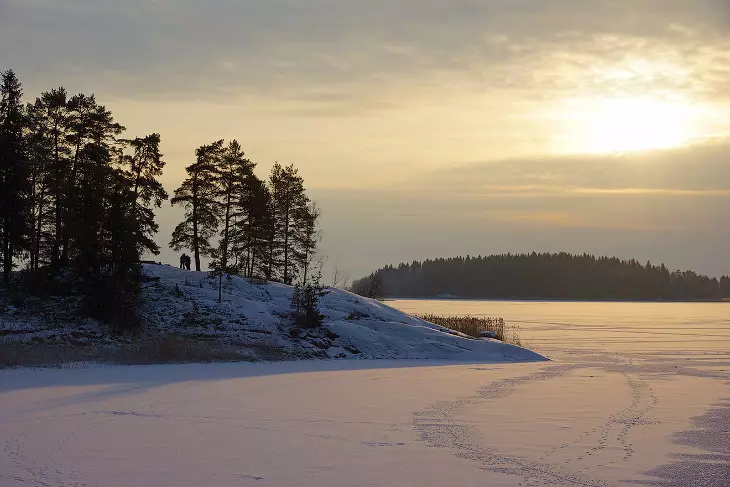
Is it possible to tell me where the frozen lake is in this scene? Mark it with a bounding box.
[389,299,730,360]
[1,300,729,486]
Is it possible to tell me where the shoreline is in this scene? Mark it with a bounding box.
[383,296,730,303]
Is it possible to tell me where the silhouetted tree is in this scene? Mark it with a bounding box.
[210,140,255,302]
[267,163,309,284]
[294,201,321,286]
[170,142,221,271]
[233,176,272,279]
[0,69,29,283]
[0,69,168,331]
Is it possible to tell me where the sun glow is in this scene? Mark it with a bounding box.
[560,97,698,154]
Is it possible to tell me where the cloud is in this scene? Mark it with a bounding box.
[425,140,730,193]
[2,0,729,111]
[307,140,730,277]
[5,1,730,279]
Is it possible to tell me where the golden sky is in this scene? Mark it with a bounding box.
[2,0,730,279]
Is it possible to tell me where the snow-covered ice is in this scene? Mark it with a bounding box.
[1,293,729,486]
[1,355,728,486]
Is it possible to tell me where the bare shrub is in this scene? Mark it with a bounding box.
[0,335,253,368]
[111,336,251,365]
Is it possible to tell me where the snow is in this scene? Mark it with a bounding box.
[1,356,728,486]
[2,287,729,486]
[1,264,545,362]
[136,264,545,362]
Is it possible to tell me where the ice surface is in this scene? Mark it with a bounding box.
[1,298,728,486]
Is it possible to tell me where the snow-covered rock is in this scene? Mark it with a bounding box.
[139,264,546,362]
[479,330,498,339]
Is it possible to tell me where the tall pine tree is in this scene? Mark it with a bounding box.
[267,163,309,284]
[119,133,168,256]
[0,70,29,283]
[170,141,221,271]
[210,140,255,302]
[294,201,321,285]
[233,173,272,279]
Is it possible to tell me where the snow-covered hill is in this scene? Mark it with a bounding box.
[140,264,546,362]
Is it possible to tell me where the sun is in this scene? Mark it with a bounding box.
[559,97,696,154]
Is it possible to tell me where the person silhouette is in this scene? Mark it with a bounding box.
[180,253,187,269]
[184,255,191,270]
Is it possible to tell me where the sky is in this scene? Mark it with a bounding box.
[2,0,730,282]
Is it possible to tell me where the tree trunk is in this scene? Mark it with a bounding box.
[283,205,289,284]
[219,189,232,304]
[52,128,62,264]
[33,187,46,270]
[192,176,201,272]
[3,221,11,283]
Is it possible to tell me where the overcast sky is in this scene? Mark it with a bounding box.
[2,0,730,281]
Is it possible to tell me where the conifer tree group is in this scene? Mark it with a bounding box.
[170,146,321,302]
[0,69,169,331]
[0,68,322,326]
[352,253,729,301]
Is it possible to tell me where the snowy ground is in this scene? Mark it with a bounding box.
[1,355,728,487]
[139,264,543,361]
[1,264,543,363]
[1,288,729,486]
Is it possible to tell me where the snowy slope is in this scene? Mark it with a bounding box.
[140,264,546,362]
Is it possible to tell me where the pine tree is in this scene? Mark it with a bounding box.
[267,163,309,284]
[0,73,166,330]
[294,201,321,285]
[22,88,72,266]
[0,69,29,283]
[24,97,56,270]
[170,141,221,271]
[210,140,255,302]
[233,175,272,279]
[119,133,168,256]
[63,95,123,271]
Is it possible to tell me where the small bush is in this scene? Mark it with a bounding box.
[345,310,369,320]
[415,314,521,345]
[290,275,329,329]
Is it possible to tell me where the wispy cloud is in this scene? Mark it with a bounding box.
[2,0,729,112]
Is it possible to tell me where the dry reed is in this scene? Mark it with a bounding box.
[416,314,522,346]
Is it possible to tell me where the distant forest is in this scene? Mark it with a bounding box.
[351,253,730,301]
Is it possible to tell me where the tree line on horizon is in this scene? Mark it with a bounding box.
[351,253,730,300]
[0,69,320,331]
